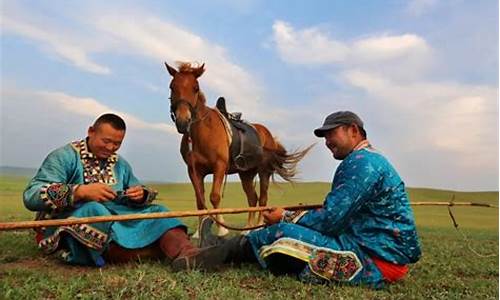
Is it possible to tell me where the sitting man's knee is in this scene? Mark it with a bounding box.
[76,201,110,216]
[149,204,168,213]
[275,222,301,234]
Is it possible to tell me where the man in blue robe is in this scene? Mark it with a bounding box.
[173,111,421,287]
[24,113,197,267]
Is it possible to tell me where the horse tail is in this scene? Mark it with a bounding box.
[266,142,314,183]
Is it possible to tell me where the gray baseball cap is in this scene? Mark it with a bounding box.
[313,111,364,137]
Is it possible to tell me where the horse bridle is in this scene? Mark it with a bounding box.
[170,92,211,128]
[169,98,197,123]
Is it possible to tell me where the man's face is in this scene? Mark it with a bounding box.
[324,125,355,160]
[87,123,125,160]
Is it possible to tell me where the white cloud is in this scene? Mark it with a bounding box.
[272,21,435,82]
[1,4,311,183]
[89,12,266,117]
[35,90,178,135]
[270,19,497,190]
[3,3,496,190]
[1,87,186,181]
[351,34,430,64]
[272,21,431,69]
[2,3,267,118]
[0,86,315,184]
[341,70,498,166]
[270,20,497,163]
[1,4,111,74]
[272,21,349,64]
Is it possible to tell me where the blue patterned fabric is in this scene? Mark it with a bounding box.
[247,145,421,286]
[23,139,185,266]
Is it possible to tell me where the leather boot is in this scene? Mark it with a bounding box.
[198,216,255,264]
[171,235,256,272]
[198,217,225,248]
[104,242,163,264]
[159,227,198,262]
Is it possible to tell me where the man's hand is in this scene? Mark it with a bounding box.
[74,183,116,202]
[262,207,284,225]
[125,186,145,202]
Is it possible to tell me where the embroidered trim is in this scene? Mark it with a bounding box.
[281,210,308,223]
[40,183,74,211]
[71,139,117,185]
[259,237,363,282]
[38,221,108,253]
[309,248,362,281]
[353,139,371,151]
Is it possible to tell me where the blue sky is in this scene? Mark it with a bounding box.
[1,0,498,191]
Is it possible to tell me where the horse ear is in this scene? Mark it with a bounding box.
[165,62,177,76]
[193,63,205,78]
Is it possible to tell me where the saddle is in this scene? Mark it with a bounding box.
[216,97,263,171]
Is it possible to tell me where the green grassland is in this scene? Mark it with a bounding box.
[0,175,498,299]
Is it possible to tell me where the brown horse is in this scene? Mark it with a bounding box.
[165,62,312,236]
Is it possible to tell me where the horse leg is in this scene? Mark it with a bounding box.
[257,171,271,225]
[239,171,258,228]
[188,164,206,239]
[210,163,230,236]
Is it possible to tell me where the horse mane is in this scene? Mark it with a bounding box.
[175,61,207,106]
[198,91,207,106]
[176,61,204,73]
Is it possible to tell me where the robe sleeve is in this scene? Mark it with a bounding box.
[23,146,78,213]
[296,153,381,235]
[120,158,157,207]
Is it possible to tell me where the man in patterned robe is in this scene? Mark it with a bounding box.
[24,113,197,267]
[173,111,422,288]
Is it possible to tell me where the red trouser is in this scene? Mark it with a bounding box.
[372,256,409,282]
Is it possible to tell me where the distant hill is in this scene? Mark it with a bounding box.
[0,167,497,199]
[0,166,37,177]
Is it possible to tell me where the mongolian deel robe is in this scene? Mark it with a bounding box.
[23,139,185,266]
[246,142,421,287]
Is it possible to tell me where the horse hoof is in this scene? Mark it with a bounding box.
[217,227,229,237]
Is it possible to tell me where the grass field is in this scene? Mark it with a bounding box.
[0,175,498,299]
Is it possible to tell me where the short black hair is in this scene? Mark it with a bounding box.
[93,113,126,131]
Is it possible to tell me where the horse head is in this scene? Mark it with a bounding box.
[165,62,206,134]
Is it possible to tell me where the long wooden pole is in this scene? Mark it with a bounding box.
[0,204,320,231]
[411,201,498,208]
[0,201,496,231]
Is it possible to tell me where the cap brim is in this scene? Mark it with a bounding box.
[313,124,342,137]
